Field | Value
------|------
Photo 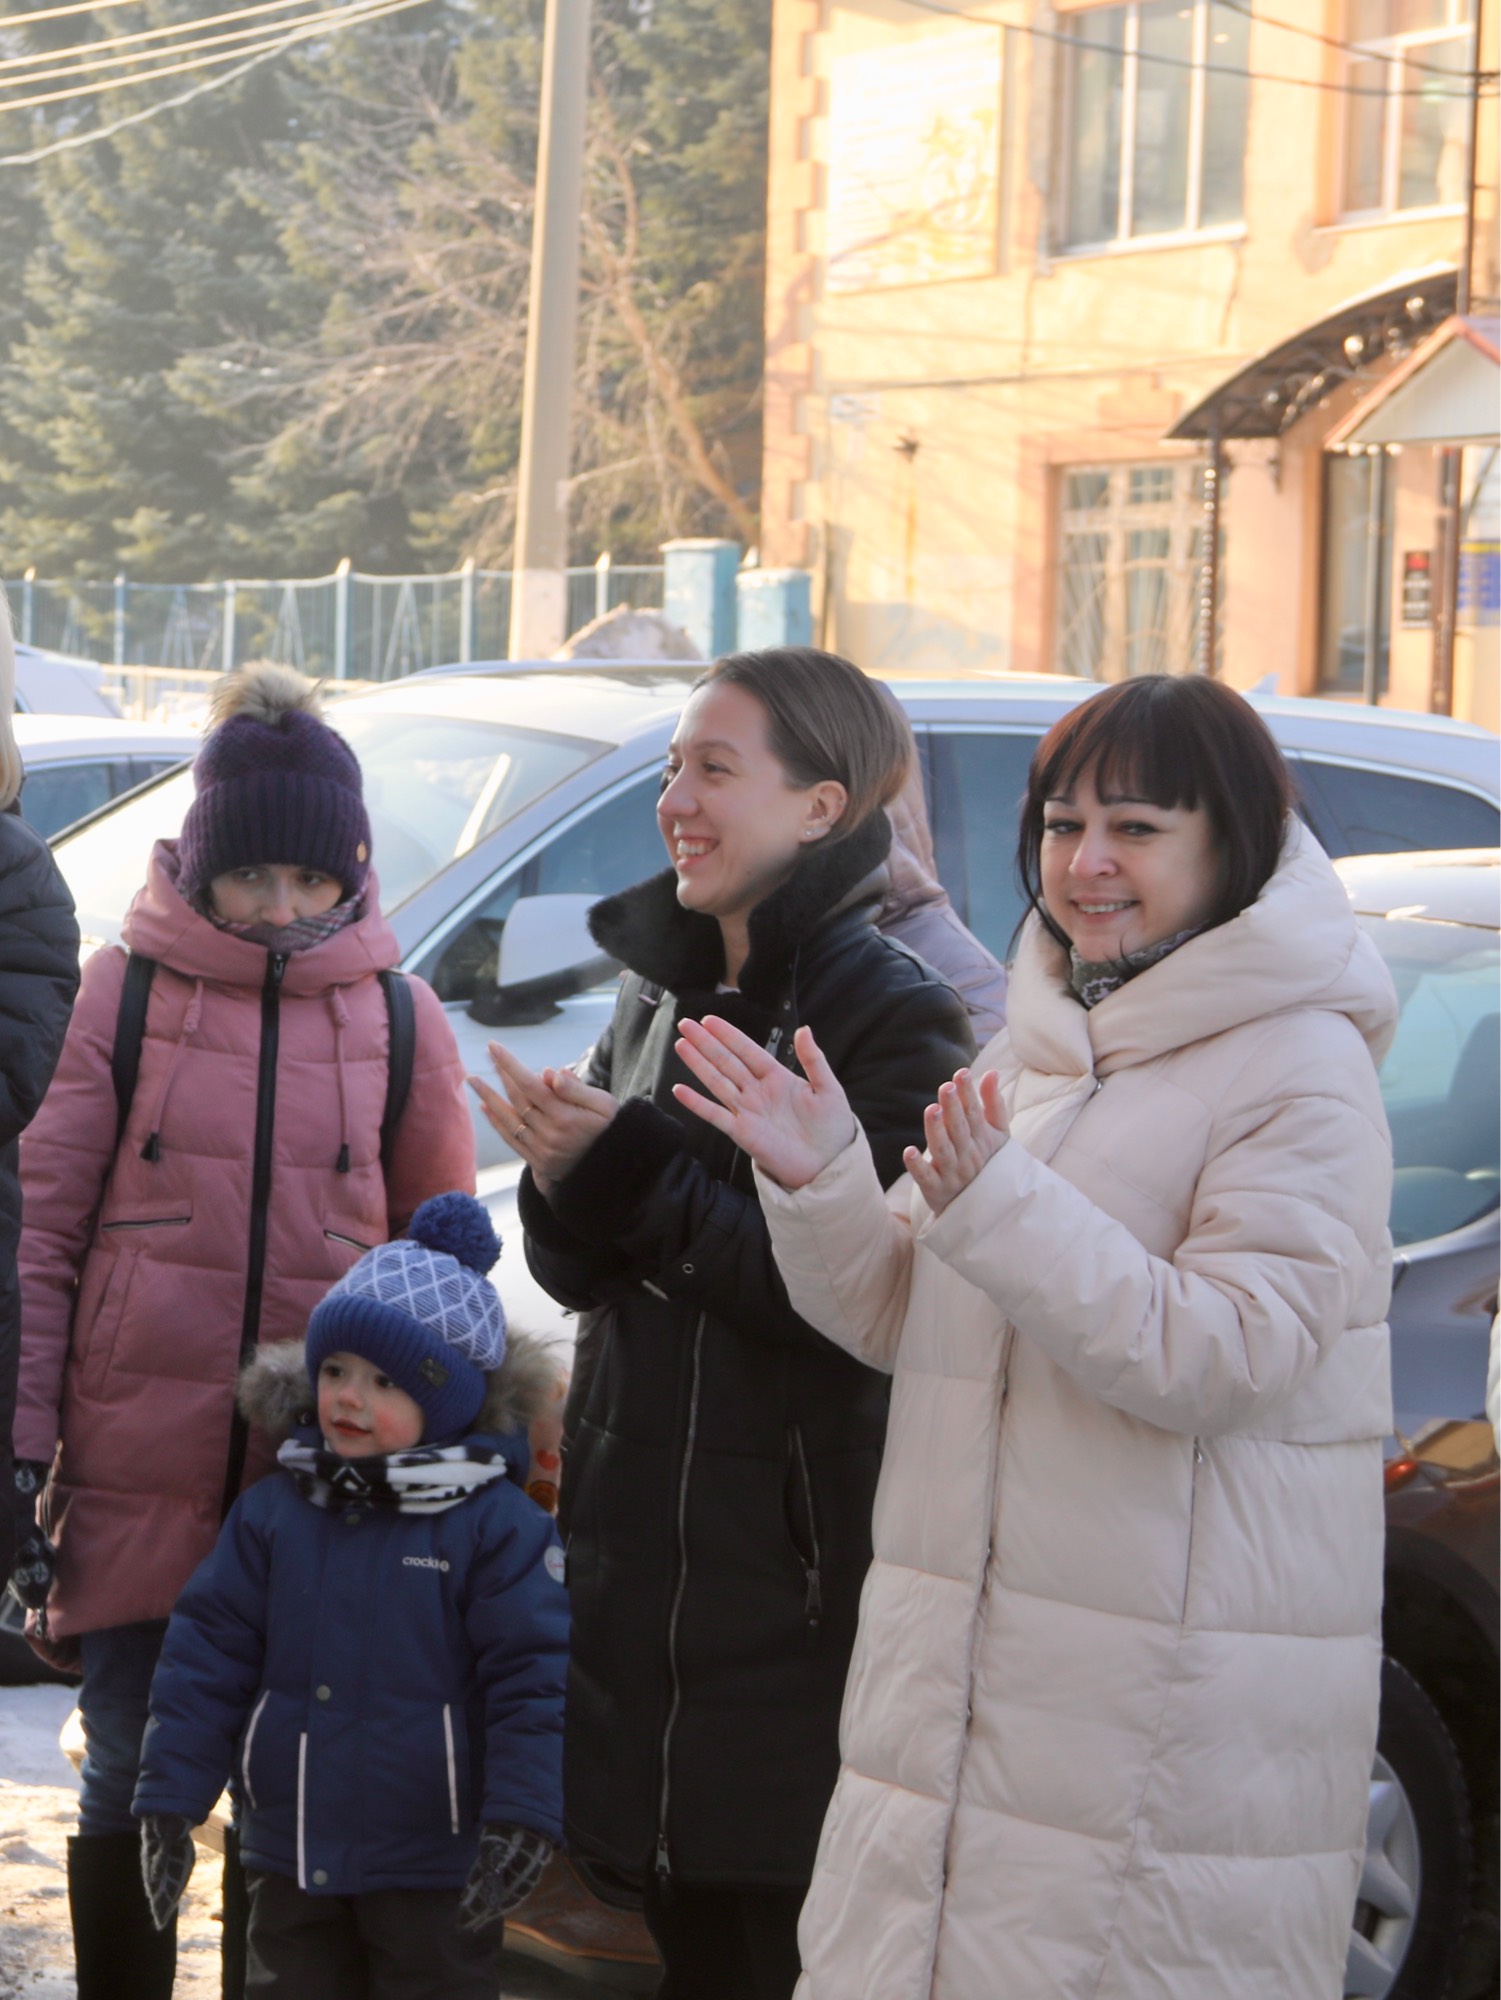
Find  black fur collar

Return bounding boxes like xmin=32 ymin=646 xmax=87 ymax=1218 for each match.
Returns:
xmin=587 ymin=809 xmax=892 ymax=1005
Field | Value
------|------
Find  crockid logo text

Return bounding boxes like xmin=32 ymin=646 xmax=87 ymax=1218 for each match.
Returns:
xmin=402 ymin=1555 xmax=450 ymax=1572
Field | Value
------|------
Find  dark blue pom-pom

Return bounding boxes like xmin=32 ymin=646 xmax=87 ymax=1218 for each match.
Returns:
xmin=407 ymin=1191 xmax=501 ymax=1274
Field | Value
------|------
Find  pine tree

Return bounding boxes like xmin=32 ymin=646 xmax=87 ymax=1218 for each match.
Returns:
xmin=0 ymin=0 xmax=772 ymax=578
xmin=220 ymin=0 xmax=771 ymax=566
xmin=0 ymin=5 xmax=302 ymax=579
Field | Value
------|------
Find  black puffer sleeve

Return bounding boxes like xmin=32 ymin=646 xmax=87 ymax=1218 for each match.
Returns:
xmin=543 ymin=958 xmax=972 ymax=1351
xmin=0 ymin=818 xmax=80 ymax=1148
xmin=0 ymin=814 xmax=79 ymax=1579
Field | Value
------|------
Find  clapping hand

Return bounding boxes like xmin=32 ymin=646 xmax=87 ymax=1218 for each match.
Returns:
xmin=469 ymin=1043 xmax=616 ymax=1195
xmin=905 ymin=1068 xmax=1009 ymax=1217
xmin=672 ymin=1017 xmax=857 ymax=1191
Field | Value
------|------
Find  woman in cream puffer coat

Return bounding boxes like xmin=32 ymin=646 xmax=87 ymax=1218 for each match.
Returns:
xmin=673 ymin=675 xmax=1398 ymax=2000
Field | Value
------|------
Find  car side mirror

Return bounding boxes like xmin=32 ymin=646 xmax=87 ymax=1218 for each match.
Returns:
xmin=467 ymin=894 xmax=619 ymax=1027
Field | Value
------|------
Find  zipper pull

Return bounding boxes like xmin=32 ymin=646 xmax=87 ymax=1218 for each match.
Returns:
xmin=269 ymin=953 xmax=287 ymax=989
xmin=140 ymin=1132 xmax=161 ymax=1163
xmin=805 ymin=1568 xmax=822 ymax=1625
xmin=654 ymin=1834 xmax=671 ymax=1878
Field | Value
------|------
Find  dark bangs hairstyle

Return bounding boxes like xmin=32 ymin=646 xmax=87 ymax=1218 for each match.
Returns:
xmin=698 ymin=646 xmax=912 ymax=841
xmin=1018 ymin=674 xmax=1294 ymax=947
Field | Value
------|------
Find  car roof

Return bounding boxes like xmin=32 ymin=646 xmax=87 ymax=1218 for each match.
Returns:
xmin=1336 ymin=848 xmax=1501 ymax=930
xmin=12 ymin=644 xmax=120 ymax=718
xmin=356 ymin=662 xmax=1500 ymax=792
xmin=345 ymin=663 xmax=702 ymax=747
xmin=12 ymin=714 xmax=199 ymax=758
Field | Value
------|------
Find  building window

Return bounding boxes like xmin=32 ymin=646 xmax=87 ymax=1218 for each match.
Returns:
xmin=1058 ymin=2 xmax=1250 ymax=248
xmin=1319 ymin=451 xmax=1394 ymax=696
xmin=1342 ymin=1 xmax=1473 ymax=216
xmin=1054 ymin=461 xmax=1216 ymax=679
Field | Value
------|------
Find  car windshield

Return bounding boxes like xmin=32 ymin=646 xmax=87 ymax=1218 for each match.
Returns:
xmin=1363 ymin=914 xmax=1500 ymax=1247
xmin=52 ymin=706 xmax=604 ymax=924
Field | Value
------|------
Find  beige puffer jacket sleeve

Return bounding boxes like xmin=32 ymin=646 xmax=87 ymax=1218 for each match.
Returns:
xmin=752 ymin=1133 xmax=916 ymax=1375
xmin=918 ymin=1010 xmax=1393 ymax=1436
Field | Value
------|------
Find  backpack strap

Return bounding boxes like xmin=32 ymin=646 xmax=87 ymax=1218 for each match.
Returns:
xmin=111 ymin=951 xmax=158 ymax=1153
xmin=377 ymin=969 xmax=416 ymax=1177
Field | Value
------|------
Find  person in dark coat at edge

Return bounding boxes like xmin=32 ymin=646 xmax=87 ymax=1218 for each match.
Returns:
xmin=0 ymin=588 xmax=82 ymax=1590
xmin=469 ymin=646 xmax=976 ymax=2000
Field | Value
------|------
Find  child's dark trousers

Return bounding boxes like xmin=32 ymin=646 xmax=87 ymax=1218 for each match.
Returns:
xmin=244 ymin=1868 xmax=507 ymax=1999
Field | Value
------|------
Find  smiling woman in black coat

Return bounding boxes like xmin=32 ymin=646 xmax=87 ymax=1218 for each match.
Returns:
xmin=472 ymin=648 xmax=974 ymax=2000
xmin=0 ymin=600 xmax=81 ymax=1593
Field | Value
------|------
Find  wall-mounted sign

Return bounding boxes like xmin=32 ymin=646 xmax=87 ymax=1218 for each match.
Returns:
xmin=826 ymin=27 xmax=1002 ymax=295
xmin=1458 ymin=541 xmax=1500 ymax=628
xmin=1401 ymin=549 xmax=1432 ymax=627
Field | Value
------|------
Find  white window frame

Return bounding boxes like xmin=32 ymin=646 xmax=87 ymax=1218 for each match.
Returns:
xmin=1057 ymin=0 xmax=1244 ymax=251
xmin=1053 ymin=460 xmax=1215 ymax=680
xmin=1339 ymin=1 xmax=1474 ymax=220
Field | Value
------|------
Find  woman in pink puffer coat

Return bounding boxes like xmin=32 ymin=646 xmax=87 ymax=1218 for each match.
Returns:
xmin=11 ymin=663 xmax=475 ymax=2000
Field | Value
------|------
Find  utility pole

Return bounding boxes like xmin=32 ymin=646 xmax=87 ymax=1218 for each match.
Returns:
xmin=508 ymin=0 xmax=593 ymax=661
xmin=1433 ymin=0 xmax=1494 ymax=713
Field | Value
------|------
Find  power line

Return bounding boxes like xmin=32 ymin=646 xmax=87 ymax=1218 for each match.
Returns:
xmin=888 ymin=0 xmax=1479 ymax=99
xmin=0 ymin=0 xmax=154 ymax=29
xmin=0 ymin=38 xmax=285 ymax=160
xmin=0 ymin=0 xmax=339 ymax=76
xmin=0 ymin=0 xmax=426 ymax=110
xmin=0 ymin=0 xmax=403 ymax=91
xmin=1216 ymin=0 xmax=1478 ymax=82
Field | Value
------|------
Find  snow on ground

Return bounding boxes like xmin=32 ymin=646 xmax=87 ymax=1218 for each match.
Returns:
xmin=0 ymin=1683 xmax=224 ymax=1999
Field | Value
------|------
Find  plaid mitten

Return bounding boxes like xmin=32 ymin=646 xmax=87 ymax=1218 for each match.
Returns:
xmin=140 ymin=1814 xmax=195 ymax=1931
xmin=457 ymin=1822 xmax=552 ymax=1933
xmin=9 ymin=1459 xmax=55 ymax=1612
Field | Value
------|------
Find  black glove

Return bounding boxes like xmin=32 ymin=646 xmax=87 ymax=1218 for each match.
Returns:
xmin=139 ymin=1814 xmax=195 ymax=1931
xmin=9 ymin=1459 xmax=56 ymax=1612
xmin=457 ymin=1822 xmax=552 ymax=1933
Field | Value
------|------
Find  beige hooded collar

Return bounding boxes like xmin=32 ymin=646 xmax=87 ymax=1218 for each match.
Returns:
xmin=1004 ymin=815 xmax=1399 ymax=1083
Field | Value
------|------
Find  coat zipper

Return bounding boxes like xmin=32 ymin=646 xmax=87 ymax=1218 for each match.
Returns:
xmin=220 ymin=952 xmax=285 ymax=1520
xmin=790 ymin=1425 xmax=823 ymax=1625
xmin=961 ymin=1328 xmax=1016 ymax=1737
xmin=100 ymin=1216 xmax=190 ymax=1232
xmin=323 ymin=1228 xmax=372 ymax=1253
xmin=655 ymin=1308 xmax=707 ymax=1879
xmin=652 ymin=1017 xmax=791 ymax=1875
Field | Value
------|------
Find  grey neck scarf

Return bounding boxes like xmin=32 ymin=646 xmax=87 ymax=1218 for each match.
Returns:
xmin=1068 ymin=924 xmax=1205 ymax=1010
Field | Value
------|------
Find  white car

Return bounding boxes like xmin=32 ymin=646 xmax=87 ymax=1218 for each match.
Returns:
xmin=12 ymin=643 xmax=120 ymax=718
xmin=15 ymin=715 xmax=198 ymax=842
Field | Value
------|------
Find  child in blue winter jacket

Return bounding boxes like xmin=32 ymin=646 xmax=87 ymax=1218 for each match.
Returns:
xmin=132 ymin=1192 xmax=569 ymax=1999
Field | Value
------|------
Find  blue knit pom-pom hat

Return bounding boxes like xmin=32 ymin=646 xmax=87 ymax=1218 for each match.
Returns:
xmin=305 ymin=1193 xmax=505 ymax=1443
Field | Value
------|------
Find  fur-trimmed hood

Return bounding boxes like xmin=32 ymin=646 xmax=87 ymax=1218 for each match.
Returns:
xmin=238 ymin=1327 xmax=562 ymax=1448
xmin=586 ymin=807 xmax=892 ymax=1005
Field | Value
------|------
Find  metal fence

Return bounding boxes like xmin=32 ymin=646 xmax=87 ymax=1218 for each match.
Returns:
xmin=4 ymin=556 xmax=665 ymax=681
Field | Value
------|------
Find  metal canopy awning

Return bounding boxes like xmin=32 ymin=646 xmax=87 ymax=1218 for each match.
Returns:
xmin=1324 ymin=314 xmax=1500 ymax=449
xmin=1167 ymin=266 xmax=1460 ymax=442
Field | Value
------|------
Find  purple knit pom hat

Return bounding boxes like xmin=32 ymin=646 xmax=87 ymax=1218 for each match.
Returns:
xmin=177 ymin=662 xmax=372 ymax=902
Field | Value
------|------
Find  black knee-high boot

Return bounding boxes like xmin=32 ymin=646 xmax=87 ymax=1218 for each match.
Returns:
xmin=68 ymin=1832 xmax=177 ymax=2000
xmin=221 ymin=1824 xmax=249 ymax=2000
